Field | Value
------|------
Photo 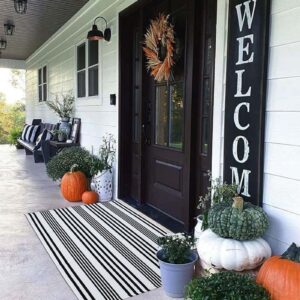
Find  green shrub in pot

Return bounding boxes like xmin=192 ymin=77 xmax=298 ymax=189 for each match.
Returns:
xmin=185 ymin=272 xmax=270 ymax=300
xmin=46 ymin=146 xmax=98 ymax=180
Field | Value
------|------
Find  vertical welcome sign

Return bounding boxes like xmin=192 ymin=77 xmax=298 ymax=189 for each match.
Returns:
xmin=224 ymin=0 xmax=270 ymax=205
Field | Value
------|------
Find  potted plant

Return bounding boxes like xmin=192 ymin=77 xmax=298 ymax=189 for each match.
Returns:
xmin=46 ymin=92 xmax=75 ymax=138
xmin=157 ymin=233 xmax=197 ymax=298
xmin=90 ymin=134 xmax=116 ymax=202
xmin=46 ymin=146 xmax=96 ymax=181
xmin=57 ymin=130 xmax=67 ymax=142
xmin=8 ymin=127 xmax=23 ymax=149
xmin=195 ymin=175 xmax=237 ymax=239
xmin=185 ymin=271 xmax=270 ymax=300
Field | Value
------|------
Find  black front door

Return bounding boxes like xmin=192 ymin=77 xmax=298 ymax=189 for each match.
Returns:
xmin=119 ymin=0 xmax=217 ymax=231
xmin=142 ymin=1 xmax=190 ymax=224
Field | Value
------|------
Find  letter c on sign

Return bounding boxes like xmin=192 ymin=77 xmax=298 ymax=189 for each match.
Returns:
xmin=234 ymin=102 xmax=250 ymax=130
xmin=232 ymin=135 xmax=250 ymax=163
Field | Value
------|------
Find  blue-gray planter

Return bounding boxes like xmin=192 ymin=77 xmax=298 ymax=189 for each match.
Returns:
xmin=157 ymin=249 xmax=198 ymax=298
xmin=60 ymin=117 xmax=71 ymax=138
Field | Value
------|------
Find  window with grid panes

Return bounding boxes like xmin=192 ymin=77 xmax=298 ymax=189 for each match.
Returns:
xmin=38 ymin=66 xmax=47 ymax=102
xmin=77 ymin=40 xmax=99 ymax=98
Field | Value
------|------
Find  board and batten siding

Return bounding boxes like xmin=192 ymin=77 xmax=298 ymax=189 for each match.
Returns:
xmin=25 ymin=0 xmax=137 ymax=198
xmin=212 ymin=0 xmax=300 ymax=255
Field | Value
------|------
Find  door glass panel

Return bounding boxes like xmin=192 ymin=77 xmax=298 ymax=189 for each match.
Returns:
xmin=155 ymin=85 xmax=168 ymax=147
xmin=201 ymin=117 xmax=209 ymax=154
xmin=169 ymin=82 xmax=184 ymax=149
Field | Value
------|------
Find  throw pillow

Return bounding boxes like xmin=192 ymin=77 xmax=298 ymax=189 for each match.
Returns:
xmin=21 ymin=125 xmax=30 ymax=141
xmin=34 ymin=129 xmax=53 ymax=150
xmin=21 ymin=124 xmax=40 ymax=142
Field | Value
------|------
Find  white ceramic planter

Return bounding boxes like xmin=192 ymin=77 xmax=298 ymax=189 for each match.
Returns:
xmin=91 ymin=170 xmax=113 ymax=202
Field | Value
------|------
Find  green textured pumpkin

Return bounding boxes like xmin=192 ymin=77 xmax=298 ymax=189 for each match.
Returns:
xmin=208 ymin=196 xmax=269 ymax=240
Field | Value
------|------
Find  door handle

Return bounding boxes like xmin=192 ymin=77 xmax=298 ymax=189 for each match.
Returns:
xmin=142 ymin=123 xmax=151 ymax=145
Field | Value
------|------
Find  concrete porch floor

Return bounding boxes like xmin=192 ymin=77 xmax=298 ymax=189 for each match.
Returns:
xmin=0 ymin=145 xmax=172 ymax=300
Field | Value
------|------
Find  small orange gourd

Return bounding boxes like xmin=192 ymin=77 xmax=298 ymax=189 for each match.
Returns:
xmin=82 ymin=191 xmax=98 ymax=204
xmin=256 ymin=243 xmax=300 ymax=300
xmin=61 ymin=164 xmax=88 ymax=202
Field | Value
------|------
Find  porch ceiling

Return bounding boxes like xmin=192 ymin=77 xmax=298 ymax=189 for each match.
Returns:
xmin=0 ymin=0 xmax=89 ymax=60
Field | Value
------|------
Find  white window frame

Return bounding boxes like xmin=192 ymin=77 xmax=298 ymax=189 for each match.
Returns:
xmin=76 ymin=39 xmax=100 ymax=99
xmin=38 ymin=65 xmax=48 ymax=102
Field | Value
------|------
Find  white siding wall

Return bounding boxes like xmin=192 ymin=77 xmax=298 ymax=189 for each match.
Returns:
xmin=212 ymin=0 xmax=300 ymax=254
xmin=25 ymin=0 xmax=137 ymax=197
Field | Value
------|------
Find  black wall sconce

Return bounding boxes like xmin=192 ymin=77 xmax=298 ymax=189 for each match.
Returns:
xmin=87 ymin=16 xmax=111 ymax=42
xmin=14 ymin=0 xmax=27 ymax=14
xmin=0 ymin=39 xmax=7 ymax=50
xmin=4 ymin=23 xmax=15 ymax=36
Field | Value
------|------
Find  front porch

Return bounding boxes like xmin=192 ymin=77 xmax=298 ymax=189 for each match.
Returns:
xmin=0 ymin=145 xmax=168 ymax=300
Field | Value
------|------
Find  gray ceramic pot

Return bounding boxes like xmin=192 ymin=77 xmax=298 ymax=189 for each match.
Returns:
xmin=59 ymin=117 xmax=71 ymax=138
xmin=157 ymin=249 xmax=198 ymax=298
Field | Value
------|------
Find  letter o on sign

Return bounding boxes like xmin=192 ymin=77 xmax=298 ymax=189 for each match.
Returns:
xmin=232 ymin=135 xmax=249 ymax=163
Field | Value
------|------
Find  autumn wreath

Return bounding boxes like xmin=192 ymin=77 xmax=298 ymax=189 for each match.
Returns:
xmin=143 ymin=14 xmax=175 ymax=82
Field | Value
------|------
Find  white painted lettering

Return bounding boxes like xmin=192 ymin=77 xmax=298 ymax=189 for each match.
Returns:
xmin=234 ymin=102 xmax=250 ymax=130
xmin=232 ymin=136 xmax=250 ymax=163
xmin=230 ymin=167 xmax=251 ymax=197
xmin=234 ymin=70 xmax=252 ymax=97
xmin=236 ymin=0 xmax=257 ymax=31
xmin=236 ymin=34 xmax=254 ymax=65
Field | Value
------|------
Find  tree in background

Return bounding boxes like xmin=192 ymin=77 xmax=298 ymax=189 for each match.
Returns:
xmin=0 ymin=70 xmax=25 ymax=145
xmin=10 ymin=69 xmax=25 ymax=93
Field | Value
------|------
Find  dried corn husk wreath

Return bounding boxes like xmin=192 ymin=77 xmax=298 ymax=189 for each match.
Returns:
xmin=143 ymin=14 xmax=175 ymax=82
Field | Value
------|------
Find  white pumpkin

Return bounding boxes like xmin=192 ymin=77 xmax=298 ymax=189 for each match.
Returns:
xmin=197 ymin=229 xmax=271 ymax=271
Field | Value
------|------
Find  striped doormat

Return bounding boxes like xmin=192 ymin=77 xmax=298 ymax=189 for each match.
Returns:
xmin=26 ymin=200 xmax=172 ymax=300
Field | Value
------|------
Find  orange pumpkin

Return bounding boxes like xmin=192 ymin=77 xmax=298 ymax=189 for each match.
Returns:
xmin=256 ymin=243 xmax=300 ymax=300
xmin=61 ymin=164 xmax=88 ymax=202
xmin=82 ymin=191 xmax=98 ymax=204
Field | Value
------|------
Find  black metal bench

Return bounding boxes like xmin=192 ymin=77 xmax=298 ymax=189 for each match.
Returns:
xmin=41 ymin=118 xmax=81 ymax=164
xmin=18 ymin=121 xmax=58 ymax=163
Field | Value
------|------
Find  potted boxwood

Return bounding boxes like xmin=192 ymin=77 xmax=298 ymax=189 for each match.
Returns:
xmin=185 ymin=271 xmax=270 ymax=300
xmin=46 ymin=146 xmax=96 ymax=181
xmin=90 ymin=134 xmax=116 ymax=202
xmin=157 ymin=233 xmax=197 ymax=298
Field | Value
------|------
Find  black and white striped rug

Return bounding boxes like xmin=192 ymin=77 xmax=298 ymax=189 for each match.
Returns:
xmin=26 ymin=200 xmax=172 ymax=300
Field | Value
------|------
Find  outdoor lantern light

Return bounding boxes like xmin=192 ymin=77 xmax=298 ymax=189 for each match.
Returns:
xmin=4 ymin=23 xmax=15 ymax=36
xmin=0 ymin=39 xmax=7 ymax=50
xmin=14 ymin=0 xmax=27 ymax=14
xmin=87 ymin=16 xmax=111 ymax=41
